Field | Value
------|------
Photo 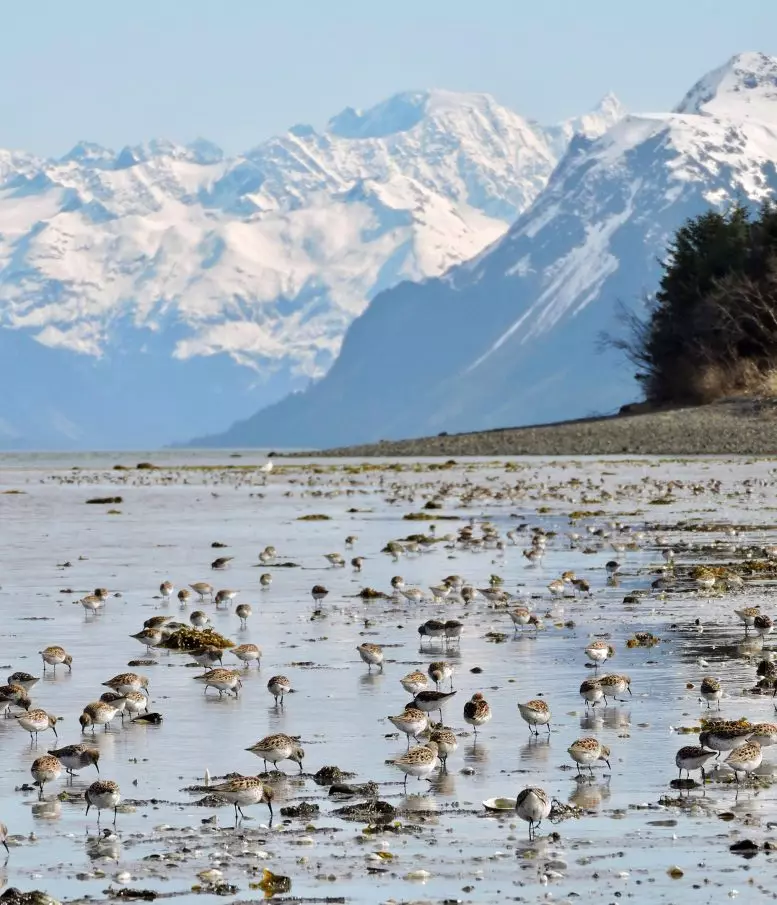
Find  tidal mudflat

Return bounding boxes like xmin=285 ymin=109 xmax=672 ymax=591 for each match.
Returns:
xmin=1 ymin=453 xmax=777 ymax=904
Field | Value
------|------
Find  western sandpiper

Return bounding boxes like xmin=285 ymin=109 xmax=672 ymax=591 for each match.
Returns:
xmin=246 ymin=733 xmax=304 ymax=773
xmin=463 ymin=692 xmax=492 ymax=735
xmin=48 ymin=744 xmax=100 ymax=777
xmin=735 ymin=606 xmax=761 ymax=634
xmin=30 ymin=754 xmax=62 ymax=798
xmin=599 ymin=674 xmax=631 ymax=703
xmin=324 ymin=553 xmax=345 ymax=567
xmin=515 ymin=786 xmax=552 ymax=839
xmin=585 ymin=640 xmax=614 ymax=670
xmin=428 ymin=661 xmax=454 ymax=691
xmin=177 ymin=589 xmax=191 ymax=606
xmin=215 ymin=589 xmax=238 ymax=608
xmin=579 ymin=678 xmax=603 ymax=709
xmin=189 ymin=582 xmax=214 ymax=601
xmin=393 ymin=741 xmax=439 ymax=787
xmin=400 ymin=670 xmax=430 ymax=696
xmin=7 ymin=672 xmax=39 ymax=692
xmin=211 ymin=556 xmax=234 ymax=570
xmin=39 ymin=646 xmax=72 ymax=673
xmin=412 ymin=690 xmax=457 ymax=723
xmin=190 ymin=610 xmax=210 ymax=629
xmin=232 ymin=643 xmax=261 ymax=668
xmin=17 ymin=709 xmax=58 ymax=743
xmin=267 ymin=675 xmax=292 ymax=707
xmin=389 ymin=707 xmax=428 ymax=748
xmin=235 ymin=603 xmax=252 ymax=627
xmin=194 ymin=668 xmax=242 ymax=697
xmin=567 ymin=737 xmax=611 ymax=776
xmin=418 ymin=619 xmax=445 ymax=647
xmin=357 ymin=643 xmax=384 ymax=672
xmin=102 ymin=673 xmax=149 ymax=696
xmin=675 ymin=745 xmax=715 ymax=781
xmin=725 ymin=741 xmax=762 ymax=783
xmin=159 ymin=581 xmax=173 ymax=603
xmin=80 ymin=701 xmax=121 ymax=733
xmin=0 ymin=684 xmax=30 ymax=717
xmin=190 ymin=646 xmax=223 ymax=669
xmin=429 ymin=727 xmax=457 ymax=770
xmin=754 ymin=614 xmax=774 ymax=637
xmin=85 ymin=780 xmax=121 ymax=824
xmin=517 ymin=699 xmax=551 ymax=736
xmin=699 ymin=725 xmax=752 ymax=757
xmin=209 ymin=775 xmax=273 ymax=823
xmin=748 ymin=722 xmax=777 ymax=746
xmin=700 ymin=677 xmax=722 ymax=709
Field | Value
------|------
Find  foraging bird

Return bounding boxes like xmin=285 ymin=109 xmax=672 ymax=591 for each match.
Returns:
xmin=357 ymin=643 xmax=384 ymax=672
xmin=463 ymin=692 xmax=492 ymax=735
xmin=515 ymin=787 xmax=551 ymax=839
xmin=85 ymin=780 xmax=121 ymax=824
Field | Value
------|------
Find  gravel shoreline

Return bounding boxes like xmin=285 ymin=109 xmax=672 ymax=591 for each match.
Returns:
xmin=301 ymin=398 xmax=777 ymax=457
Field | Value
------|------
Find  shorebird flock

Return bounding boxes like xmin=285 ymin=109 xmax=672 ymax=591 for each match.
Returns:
xmin=4 ymin=457 xmax=777 ymax=864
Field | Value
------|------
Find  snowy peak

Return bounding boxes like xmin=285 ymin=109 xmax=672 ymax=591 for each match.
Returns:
xmin=326 ymin=89 xmax=507 ymax=139
xmin=542 ymin=92 xmax=624 ymax=158
xmin=674 ymin=51 xmax=777 ymax=120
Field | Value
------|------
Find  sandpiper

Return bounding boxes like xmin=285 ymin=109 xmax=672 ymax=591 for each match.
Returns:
xmin=754 ymin=614 xmax=774 ymax=637
xmin=748 ymin=722 xmax=777 ymax=747
xmin=393 ymin=741 xmax=439 ymax=787
xmin=579 ymin=678 xmax=603 ymax=709
xmin=0 ymin=684 xmax=30 ymax=717
xmin=515 ymin=786 xmax=552 ymax=839
xmin=209 ymin=776 xmax=273 ymax=824
xmin=190 ymin=646 xmax=223 ymax=669
xmin=700 ymin=676 xmax=722 ymax=709
xmin=567 ymin=737 xmax=611 ymax=776
xmin=130 ymin=628 xmax=163 ymax=651
xmin=428 ymin=661 xmax=454 ymax=691
xmin=211 ymin=556 xmax=234 ymax=570
xmin=99 ymin=692 xmax=128 ymax=722
xmin=235 ymin=603 xmax=252 ymax=627
xmin=189 ymin=582 xmax=214 ymax=601
xmin=246 ymin=734 xmax=304 ymax=773
xmin=400 ymin=671 xmax=430 ymax=696
xmin=585 ymin=640 xmax=614 ymax=669
xmin=429 ymin=727 xmax=458 ymax=770
xmin=389 ymin=708 xmax=428 ymax=748
xmin=214 ymin=589 xmax=238 ymax=608
xmin=159 ymin=581 xmax=174 ymax=603
xmin=357 ymin=643 xmax=384 ymax=672
xmin=311 ymin=585 xmax=329 ymax=604
xmin=735 ymin=606 xmax=761 ymax=634
xmin=412 ymin=690 xmax=457 ymax=723
xmin=699 ymin=725 xmax=753 ymax=757
xmin=267 ymin=675 xmax=292 ymax=707
xmin=518 ymin=699 xmax=551 ymax=735
xmin=177 ymin=589 xmax=191 ymax=606
xmin=190 ymin=610 xmax=210 ymax=629
xmin=194 ymin=668 xmax=242 ymax=697
xmin=85 ymin=780 xmax=121 ymax=824
xmin=351 ymin=557 xmax=364 ymax=572
xmin=232 ymin=643 xmax=262 ymax=668
xmin=103 ymin=673 xmax=149 ymax=696
xmin=599 ymin=674 xmax=631 ymax=703
xmin=675 ymin=745 xmax=715 ymax=781
xmin=418 ymin=619 xmax=445 ymax=647
xmin=7 ymin=672 xmax=39 ymax=692
xmin=48 ymin=744 xmax=100 ymax=777
xmin=30 ymin=754 xmax=62 ymax=798
xmin=324 ymin=553 xmax=345 ymax=567
xmin=80 ymin=701 xmax=121 ymax=733
xmin=39 ymin=646 xmax=73 ymax=673
xmin=17 ymin=708 xmax=58 ymax=743
xmin=80 ymin=594 xmax=105 ymax=616
xmin=463 ymin=692 xmax=492 ymax=735
xmin=726 ymin=741 xmax=763 ymax=783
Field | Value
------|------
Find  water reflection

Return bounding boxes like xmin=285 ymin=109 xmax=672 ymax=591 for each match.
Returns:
xmin=519 ymin=737 xmax=551 ymax=764
xmin=429 ymin=772 xmax=456 ymax=797
xmin=464 ymin=741 xmax=489 ymax=765
xmin=31 ymin=800 xmax=61 ymax=821
xmin=86 ymin=827 xmax=120 ymax=862
xmin=568 ymin=779 xmax=611 ymax=810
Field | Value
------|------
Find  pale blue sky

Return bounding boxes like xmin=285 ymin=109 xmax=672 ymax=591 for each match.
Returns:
xmin=1 ymin=0 xmax=773 ymax=157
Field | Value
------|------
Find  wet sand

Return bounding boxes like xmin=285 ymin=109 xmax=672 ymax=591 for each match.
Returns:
xmin=0 ymin=453 xmax=775 ymax=903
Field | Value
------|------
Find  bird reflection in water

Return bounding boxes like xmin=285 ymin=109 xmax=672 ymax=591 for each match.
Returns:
xmin=520 ymin=736 xmax=551 ymax=764
xmin=568 ymin=780 xmax=611 ymax=811
xmin=86 ymin=826 xmax=120 ymax=862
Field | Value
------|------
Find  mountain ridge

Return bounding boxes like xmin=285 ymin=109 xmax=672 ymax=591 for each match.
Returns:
xmin=192 ymin=51 xmax=777 ymax=450
xmin=0 ymin=88 xmax=622 ymax=449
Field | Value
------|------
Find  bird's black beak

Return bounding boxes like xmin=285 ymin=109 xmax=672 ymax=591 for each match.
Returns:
xmin=627 ymin=687 xmax=632 ymax=696
xmin=52 ymin=724 xmax=58 ymax=738
xmin=605 ymin=759 xmax=611 ymax=770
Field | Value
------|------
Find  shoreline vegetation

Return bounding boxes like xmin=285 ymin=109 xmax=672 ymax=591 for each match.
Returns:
xmin=296 ymin=397 xmax=777 ymax=457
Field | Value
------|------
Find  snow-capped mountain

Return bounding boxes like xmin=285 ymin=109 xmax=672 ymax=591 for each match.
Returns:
xmin=197 ymin=52 xmax=777 ymax=450
xmin=0 ymin=89 xmax=622 ymax=449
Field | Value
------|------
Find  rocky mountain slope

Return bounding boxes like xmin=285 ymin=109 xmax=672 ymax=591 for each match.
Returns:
xmin=0 ymin=90 xmax=621 ymax=448
xmin=197 ymin=52 xmax=777 ymax=450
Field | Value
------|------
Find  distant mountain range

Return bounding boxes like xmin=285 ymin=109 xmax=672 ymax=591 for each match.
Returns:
xmin=195 ymin=52 xmax=777 ymax=450
xmin=0 ymin=88 xmax=622 ymax=449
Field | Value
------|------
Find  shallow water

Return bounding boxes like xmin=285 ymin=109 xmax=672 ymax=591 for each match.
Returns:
xmin=0 ymin=454 xmax=776 ymax=903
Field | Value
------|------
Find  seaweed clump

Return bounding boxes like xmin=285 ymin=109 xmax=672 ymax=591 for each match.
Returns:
xmin=160 ymin=627 xmax=235 ymax=650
